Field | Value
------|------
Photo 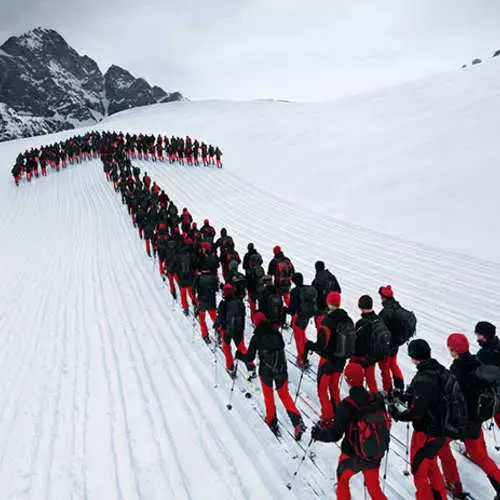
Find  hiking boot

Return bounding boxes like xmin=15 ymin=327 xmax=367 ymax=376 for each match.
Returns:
xmin=171 ymin=289 xmax=177 ymax=300
xmin=294 ymin=419 xmax=306 ymax=441
xmin=269 ymin=417 xmax=280 ymax=437
xmin=183 ymin=308 xmax=189 ymax=317
xmin=202 ymin=336 xmax=211 ymax=345
xmin=193 ymin=304 xmax=199 ymax=318
xmin=297 ymin=357 xmax=310 ymax=370
xmin=446 ymin=482 xmax=465 ymax=499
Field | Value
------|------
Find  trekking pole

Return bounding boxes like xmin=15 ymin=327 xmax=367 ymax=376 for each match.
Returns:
xmin=213 ymin=343 xmax=218 ymax=389
xmin=294 ymin=369 xmax=305 ymax=404
xmin=403 ymin=422 xmax=410 ymax=476
xmin=364 ymin=481 xmax=368 ymax=500
xmin=382 ymin=451 xmax=389 ymax=494
xmin=192 ymin=314 xmax=196 ymax=343
xmin=226 ymin=360 xmax=239 ymax=410
xmin=492 ymin=421 xmax=500 ymax=451
xmin=286 ymin=437 xmax=315 ymax=490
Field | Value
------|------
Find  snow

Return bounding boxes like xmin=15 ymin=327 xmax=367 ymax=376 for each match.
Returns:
xmin=0 ymin=57 xmax=500 ymax=499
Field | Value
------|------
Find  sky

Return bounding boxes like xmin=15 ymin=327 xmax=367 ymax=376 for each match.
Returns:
xmin=1 ymin=0 xmax=500 ymax=101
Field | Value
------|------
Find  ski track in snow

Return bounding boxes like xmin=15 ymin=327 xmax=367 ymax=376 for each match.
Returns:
xmin=0 ymin=155 xmax=499 ymax=499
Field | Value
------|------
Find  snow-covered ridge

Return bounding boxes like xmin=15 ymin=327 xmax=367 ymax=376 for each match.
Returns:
xmin=0 ymin=27 xmax=184 ymax=142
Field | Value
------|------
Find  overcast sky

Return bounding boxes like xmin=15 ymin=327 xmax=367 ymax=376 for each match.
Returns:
xmin=1 ymin=0 xmax=500 ymax=101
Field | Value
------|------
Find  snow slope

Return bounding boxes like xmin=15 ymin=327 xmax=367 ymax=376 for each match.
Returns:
xmin=100 ymin=60 xmax=500 ymax=263
xmin=1 ymin=60 xmax=500 ymax=499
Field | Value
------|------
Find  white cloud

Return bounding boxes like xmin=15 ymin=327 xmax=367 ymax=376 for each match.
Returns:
xmin=1 ymin=0 xmax=499 ymax=100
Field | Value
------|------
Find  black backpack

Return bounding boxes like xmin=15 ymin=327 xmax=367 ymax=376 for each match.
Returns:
xmin=298 ymin=286 xmax=318 ymax=318
xmin=327 ymin=318 xmax=356 ymax=359
xmin=254 ymin=266 xmax=266 ymax=295
xmin=268 ymin=294 xmax=284 ymax=324
xmin=390 ymin=304 xmax=417 ymax=345
xmin=226 ymin=299 xmax=245 ymax=336
xmin=367 ymin=317 xmax=392 ymax=362
xmin=247 ymin=252 xmax=263 ymax=275
xmin=346 ymin=394 xmax=391 ymax=461
xmin=435 ymin=369 xmax=468 ymax=439
xmin=231 ymin=271 xmax=247 ymax=299
xmin=474 ymin=364 xmax=500 ymax=422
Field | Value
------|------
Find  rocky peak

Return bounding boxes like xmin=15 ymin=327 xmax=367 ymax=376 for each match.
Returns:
xmin=0 ymin=28 xmax=184 ymax=142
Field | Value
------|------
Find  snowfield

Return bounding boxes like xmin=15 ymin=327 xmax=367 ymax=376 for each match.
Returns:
xmin=0 ymin=60 xmax=499 ymax=499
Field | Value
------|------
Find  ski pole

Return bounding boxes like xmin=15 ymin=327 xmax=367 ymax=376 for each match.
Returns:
xmin=294 ymin=369 xmax=305 ymax=404
xmin=403 ymin=422 xmax=410 ymax=476
xmin=382 ymin=450 xmax=389 ymax=493
xmin=364 ymin=481 xmax=367 ymax=500
xmin=493 ymin=421 xmax=500 ymax=451
xmin=286 ymin=437 xmax=315 ymax=490
xmin=226 ymin=360 xmax=239 ymax=410
xmin=213 ymin=343 xmax=218 ymax=389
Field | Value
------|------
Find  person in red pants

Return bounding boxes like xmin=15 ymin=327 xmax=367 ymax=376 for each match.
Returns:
xmin=304 ymin=291 xmax=354 ymax=425
xmin=438 ymin=333 xmax=500 ymax=498
xmin=287 ymin=272 xmax=317 ymax=367
xmin=312 ymin=260 xmax=341 ymax=333
xmin=389 ymin=339 xmax=447 ymax=500
xmin=267 ymin=246 xmax=294 ymax=307
xmin=312 ymin=363 xmax=389 ymax=500
xmin=352 ymin=295 xmax=389 ymax=393
xmin=214 ymin=284 xmax=255 ymax=378
xmin=377 ymin=285 xmax=408 ymax=392
xmin=175 ymin=241 xmax=198 ymax=316
xmin=475 ymin=321 xmax=500 ymax=430
xmin=192 ymin=267 xmax=218 ymax=343
xmin=236 ymin=312 xmax=305 ymax=440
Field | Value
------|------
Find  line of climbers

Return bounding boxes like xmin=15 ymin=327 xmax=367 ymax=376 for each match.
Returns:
xmin=10 ymin=131 xmax=222 ymax=186
xmin=98 ymin=131 xmax=500 ymax=500
xmin=14 ymin=130 xmax=500 ymax=499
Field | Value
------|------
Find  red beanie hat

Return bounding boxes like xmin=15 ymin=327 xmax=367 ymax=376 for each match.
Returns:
xmin=253 ymin=312 xmax=267 ymax=327
xmin=222 ymin=283 xmax=234 ymax=297
xmin=326 ymin=291 xmax=341 ymax=307
xmin=345 ymin=363 xmax=364 ymax=387
xmin=379 ymin=285 xmax=394 ymax=299
xmin=204 ymin=219 xmax=209 ymax=225
xmin=447 ymin=333 xmax=469 ymax=354
xmin=273 ymin=245 xmax=281 ymax=255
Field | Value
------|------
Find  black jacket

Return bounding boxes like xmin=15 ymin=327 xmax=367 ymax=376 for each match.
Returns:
xmin=450 ymin=352 xmax=485 ymax=439
xmin=215 ymin=296 xmax=245 ymax=337
xmin=193 ymin=273 xmax=218 ymax=311
xmin=308 ymin=308 xmax=351 ymax=372
xmin=378 ymin=297 xmax=402 ymax=356
xmin=315 ymin=386 xmax=386 ymax=464
xmin=477 ymin=337 xmax=500 ymax=366
xmin=175 ymin=246 xmax=195 ymax=287
xmin=312 ymin=269 xmax=341 ymax=315
xmin=238 ymin=321 xmax=288 ymax=382
xmin=355 ymin=311 xmax=378 ymax=365
xmin=397 ymin=358 xmax=445 ymax=437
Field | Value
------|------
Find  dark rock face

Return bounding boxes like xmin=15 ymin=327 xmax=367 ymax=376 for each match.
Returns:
xmin=471 ymin=58 xmax=482 ymax=65
xmin=0 ymin=27 xmax=183 ymax=142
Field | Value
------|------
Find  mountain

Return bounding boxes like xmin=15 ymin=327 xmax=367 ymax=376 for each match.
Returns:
xmin=0 ymin=27 xmax=183 ymax=142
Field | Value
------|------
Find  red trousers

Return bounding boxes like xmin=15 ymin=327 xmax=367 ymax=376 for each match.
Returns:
xmin=364 ymin=364 xmax=379 ymax=393
xmin=199 ymin=310 xmax=217 ymax=339
xmin=292 ymin=315 xmax=307 ymax=362
xmin=410 ymin=431 xmax=447 ymax=500
xmin=495 ymin=412 xmax=500 ymax=430
xmin=145 ymin=239 xmax=151 ymax=254
xmin=222 ymin=336 xmax=250 ymax=370
xmin=317 ymin=363 xmax=341 ymax=421
xmin=378 ymin=355 xmax=404 ymax=391
xmin=261 ymin=377 xmax=301 ymax=426
xmin=315 ymin=314 xmax=325 ymax=333
xmin=337 ymin=454 xmax=386 ymax=500
xmin=167 ymin=273 xmax=178 ymax=293
xmin=439 ymin=431 xmax=500 ymax=492
xmin=180 ymin=286 xmax=198 ymax=310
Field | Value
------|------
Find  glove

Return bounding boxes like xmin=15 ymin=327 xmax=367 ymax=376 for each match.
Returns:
xmin=311 ymin=423 xmax=321 ymax=441
xmin=304 ymin=340 xmax=315 ymax=352
xmin=388 ymin=402 xmax=402 ymax=421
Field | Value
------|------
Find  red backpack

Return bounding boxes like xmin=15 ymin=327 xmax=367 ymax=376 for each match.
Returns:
xmin=346 ymin=394 xmax=390 ymax=461
xmin=276 ymin=258 xmax=293 ymax=284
